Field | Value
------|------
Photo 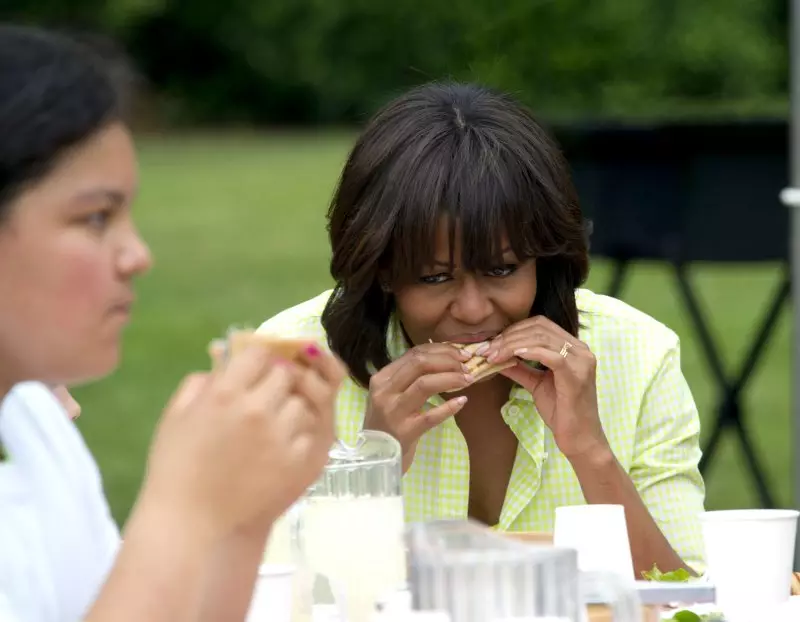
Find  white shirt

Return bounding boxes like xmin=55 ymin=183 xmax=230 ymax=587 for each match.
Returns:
xmin=0 ymin=382 xmax=120 ymax=622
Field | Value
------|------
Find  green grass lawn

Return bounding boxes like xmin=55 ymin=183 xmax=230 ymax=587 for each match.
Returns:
xmin=73 ymin=131 xmax=795 ymax=525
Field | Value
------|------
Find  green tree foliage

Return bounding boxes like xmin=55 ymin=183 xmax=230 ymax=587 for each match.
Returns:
xmin=0 ymin=0 xmax=789 ymax=124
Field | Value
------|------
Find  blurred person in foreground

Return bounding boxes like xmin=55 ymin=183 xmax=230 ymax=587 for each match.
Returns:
xmin=259 ymin=82 xmax=706 ymax=576
xmin=0 ymin=24 xmax=345 ymax=622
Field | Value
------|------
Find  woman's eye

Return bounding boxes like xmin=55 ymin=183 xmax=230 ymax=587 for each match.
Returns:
xmin=85 ymin=210 xmax=112 ymax=230
xmin=419 ymin=273 xmax=451 ymax=285
xmin=485 ymin=264 xmax=518 ymax=278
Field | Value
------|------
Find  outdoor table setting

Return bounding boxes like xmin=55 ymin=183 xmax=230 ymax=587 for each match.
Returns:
xmin=246 ymin=430 xmax=800 ymax=622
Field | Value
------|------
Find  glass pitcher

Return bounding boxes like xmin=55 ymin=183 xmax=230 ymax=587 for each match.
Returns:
xmin=294 ymin=430 xmax=407 ymax=622
xmin=406 ymin=520 xmax=641 ymax=622
xmin=406 ymin=520 xmax=581 ymax=622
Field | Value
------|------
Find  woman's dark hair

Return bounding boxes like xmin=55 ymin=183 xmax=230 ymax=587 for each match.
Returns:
xmin=0 ymin=25 xmax=128 ymax=221
xmin=322 ymin=82 xmax=590 ymax=387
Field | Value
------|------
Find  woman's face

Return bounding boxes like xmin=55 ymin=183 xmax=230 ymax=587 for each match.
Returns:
xmin=392 ymin=220 xmax=537 ymax=346
xmin=0 ymin=122 xmax=152 ymax=387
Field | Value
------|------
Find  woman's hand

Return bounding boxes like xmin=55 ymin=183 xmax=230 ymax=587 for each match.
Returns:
xmin=484 ymin=316 xmax=609 ymax=461
xmin=365 ymin=343 xmax=473 ymax=469
xmin=141 ymin=342 xmax=346 ymax=539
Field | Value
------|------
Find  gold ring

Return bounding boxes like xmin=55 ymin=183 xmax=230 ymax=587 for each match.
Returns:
xmin=559 ymin=341 xmax=573 ymax=358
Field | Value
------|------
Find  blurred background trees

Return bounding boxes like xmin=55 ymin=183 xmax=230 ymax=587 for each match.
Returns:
xmin=1 ymin=1 xmax=794 ymax=521
xmin=1 ymin=0 xmax=789 ymax=126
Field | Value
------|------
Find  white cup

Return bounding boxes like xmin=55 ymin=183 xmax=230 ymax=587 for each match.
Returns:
xmin=372 ymin=613 xmax=452 ymax=622
xmin=700 ymin=509 xmax=799 ymax=620
xmin=553 ymin=504 xmax=635 ymax=580
xmin=246 ymin=564 xmax=295 ymax=622
xmin=263 ymin=508 xmax=296 ymax=566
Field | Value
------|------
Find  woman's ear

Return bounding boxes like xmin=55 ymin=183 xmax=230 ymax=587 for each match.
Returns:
xmin=378 ymin=271 xmax=392 ymax=293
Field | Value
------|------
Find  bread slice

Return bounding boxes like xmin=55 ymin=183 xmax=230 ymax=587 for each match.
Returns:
xmin=443 ymin=341 xmax=517 ymax=392
xmin=209 ymin=330 xmax=311 ymax=369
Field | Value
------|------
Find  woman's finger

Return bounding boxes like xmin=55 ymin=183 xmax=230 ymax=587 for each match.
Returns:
xmin=510 ymin=346 xmax=569 ymax=372
xmin=280 ymin=394 xmax=335 ymax=465
xmin=499 ymin=362 xmax=549 ymax=392
xmin=378 ymin=349 xmax=470 ymax=396
xmin=278 ymin=394 xmax=319 ymax=436
xmin=208 ymin=339 xmax=227 ymax=370
xmin=299 ymin=344 xmax=347 ymax=388
xmin=370 ymin=344 xmax=470 ymax=389
xmin=295 ymin=365 xmax=337 ymax=421
xmin=494 ymin=316 xmax=586 ymax=350
xmin=164 ymin=373 xmax=211 ymax=416
xmin=512 ymin=345 xmax=595 ymax=386
xmin=487 ymin=331 xmax=561 ymax=364
xmin=405 ymin=396 xmax=469 ymax=438
xmin=219 ymin=343 xmax=277 ymax=390
xmin=392 ymin=371 xmax=473 ymax=415
xmin=249 ymin=360 xmax=297 ymax=413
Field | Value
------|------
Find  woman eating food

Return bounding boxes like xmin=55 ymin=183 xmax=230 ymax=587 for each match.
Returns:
xmin=258 ymin=81 xmax=706 ymax=576
xmin=0 ymin=24 xmax=345 ymax=622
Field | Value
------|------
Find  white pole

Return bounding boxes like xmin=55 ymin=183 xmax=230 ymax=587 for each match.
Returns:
xmin=783 ymin=0 xmax=800 ymax=566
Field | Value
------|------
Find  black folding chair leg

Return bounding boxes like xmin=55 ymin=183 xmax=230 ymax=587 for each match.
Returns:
xmin=730 ymin=270 xmax=791 ymax=395
xmin=671 ymin=263 xmax=786 ymax=509
xmin=733 ymin=410 xmax=777 ymax=508
xmin=697 ymin=406 xmax=728 ymax=474
xmin=673 ymin=263 xmax=728 ymax=387
xmin=606 ymin=259 xmax=630 ymax=299
xmin=607 ymin=260 xmax=785 ymax=508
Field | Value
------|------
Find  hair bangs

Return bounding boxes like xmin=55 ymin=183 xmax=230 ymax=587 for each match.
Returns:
xmin=381 ymin=136 xmax=452 ymax=284
xmin=446 ymin=141 xmax=542 ymax=273
xmin=385 ymin=132 xmax=566 ymax=284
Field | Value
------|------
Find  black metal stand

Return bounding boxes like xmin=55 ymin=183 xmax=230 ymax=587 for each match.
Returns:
xmin=606 ymin=259 xmax=790 ymax=509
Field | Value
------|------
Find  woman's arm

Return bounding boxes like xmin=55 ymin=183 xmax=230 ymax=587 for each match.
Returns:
xmin=85 ymin=498 xmax=233 ymax=622
xmin=196 ymin=523 xmax=272 ymax=622
xmin=569 ymin=446 xmax=694 ymax=577
xmin=625 ymin=339 xmax=706 ymax=573
xmin=490 ymin=317 xmax=706 ymax=577
xmin=571 ymin=339 xmax=705 ymax=577
xmin=84 ymin=340 xmax=345 ymax=622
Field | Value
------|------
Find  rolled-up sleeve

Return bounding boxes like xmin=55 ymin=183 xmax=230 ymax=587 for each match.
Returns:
xmin=629 ymin=337 xmax=707 ymax=572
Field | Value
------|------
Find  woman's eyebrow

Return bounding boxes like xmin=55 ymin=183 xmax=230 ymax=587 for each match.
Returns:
xmin=430 ymin=246 xmax=514 ymax=267
xmin=72 ymin=188 xmax=127 ymax=207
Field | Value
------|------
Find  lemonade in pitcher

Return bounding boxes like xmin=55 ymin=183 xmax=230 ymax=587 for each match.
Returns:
xmin=295 ymin=431 xmax=406 ymax=622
